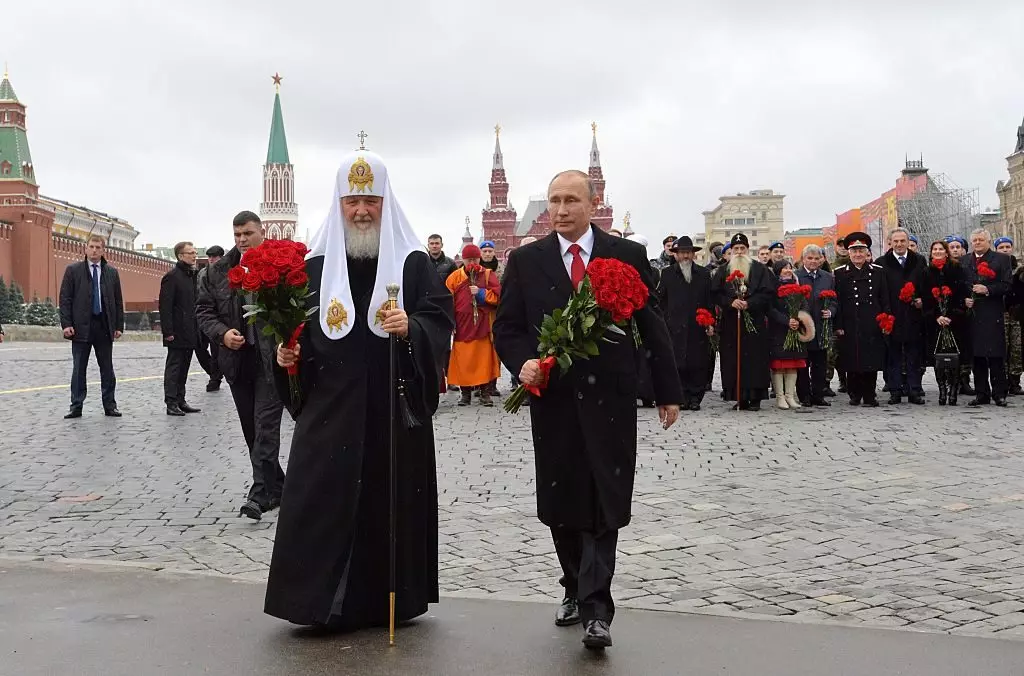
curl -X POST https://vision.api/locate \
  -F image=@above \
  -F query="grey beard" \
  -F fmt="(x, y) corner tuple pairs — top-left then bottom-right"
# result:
(344, 221), (381, 259)
(678, 260), (693, 282)
(729, 254), (751, 279)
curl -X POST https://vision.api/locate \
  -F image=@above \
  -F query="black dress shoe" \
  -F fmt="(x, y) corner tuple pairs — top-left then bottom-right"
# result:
(689, 401), (701, 411)
(104, 408), (122, 417)
(960, 384), (976, 396)
(908, 394), (925, 405)
(582, 619), (612, 650)
(747, 401), (761, 411)
(862, 399), (880, 407)
(178, 403), (201, 413)
(205, 381), (221, 392)
(64, 409), (82, 419)
(166, 404), (186, 416)
(888, 394), (902, 405)
(555, 597), (581, 626)
(824, 387), (837, 397)
(239, 499), (262, 521)
(995, 398), (1008, 407)
(811, 398), (831, 407)
(968, 397), (990, 407)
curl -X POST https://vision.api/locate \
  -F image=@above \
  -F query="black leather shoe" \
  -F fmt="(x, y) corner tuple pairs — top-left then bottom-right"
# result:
(166, 404), (186, 416)
(239, 499), (262, 521)
(104, 408), (122, 417)
(995, 398), (1008, 407)
(824, 387), (837, 397)
(582, 619), (612, 650)
(960, 384), (976, 396)
(178, 403), (201, 413)
(555, 597), (581, 626)
(888, 394), (902, 405)
(64, 409), (82, 419)
(811, 398), (831, 407)
(968, 397), (990, 407)
(908, 394), (925, 405)
(862, 399), (880, 407)
(206, 380), (221, 392)
(689, 401), (701, 411)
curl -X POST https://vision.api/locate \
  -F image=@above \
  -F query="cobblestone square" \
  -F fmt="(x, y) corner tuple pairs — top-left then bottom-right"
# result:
(3, 341), (1024, 638)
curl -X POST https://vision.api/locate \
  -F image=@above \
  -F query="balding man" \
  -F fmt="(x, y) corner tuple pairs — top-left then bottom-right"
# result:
(494, 169), (681, 650)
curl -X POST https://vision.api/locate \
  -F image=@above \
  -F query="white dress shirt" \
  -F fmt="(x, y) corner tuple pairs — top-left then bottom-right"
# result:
(557, 227), (595, 279)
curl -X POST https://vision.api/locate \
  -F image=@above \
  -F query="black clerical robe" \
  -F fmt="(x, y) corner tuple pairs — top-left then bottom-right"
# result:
(264, 251), (454, 628)
(710, 260), (774, 401)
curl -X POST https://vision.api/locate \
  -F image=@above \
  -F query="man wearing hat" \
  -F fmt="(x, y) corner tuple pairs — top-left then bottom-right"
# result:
(995, 237), (1024, 394)
(659, 236), (714, 410)
(653, 235), (677, 271)
(477, 239), (504, 397)
(446, 243), (502, 406)
(711, 233), (774, 410)
(768, 241), (786, 267)
(833, 232), (890, 406)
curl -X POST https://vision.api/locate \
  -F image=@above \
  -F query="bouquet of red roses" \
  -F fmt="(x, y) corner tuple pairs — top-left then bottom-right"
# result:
(818, 289), (838, 351)
(931, 285), (957, 352)
(725, 270), (757, 334)
(503, 257), (648, 414)
(969, 261), (997, 314)
(695, 307), (719, 354)
(898, 282), (917, 305)
(777, 283), (811, 350)
(876, 312), (895, 335)
(228, 239), (316, 407)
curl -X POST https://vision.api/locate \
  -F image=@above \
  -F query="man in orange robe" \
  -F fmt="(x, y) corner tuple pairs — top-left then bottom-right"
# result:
(446, 244), (501, 406)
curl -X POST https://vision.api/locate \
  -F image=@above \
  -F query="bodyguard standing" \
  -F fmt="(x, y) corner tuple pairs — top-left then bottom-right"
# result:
(197, 211), (285, 520)
(159, 241), (202, 416)
(658, 236), (713, 410)
(196, 245), (225, 392)
(494, 170), (681, 651)
(59, 234), (124, 418)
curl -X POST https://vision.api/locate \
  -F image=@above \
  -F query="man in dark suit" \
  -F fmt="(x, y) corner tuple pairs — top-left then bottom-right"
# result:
(59, 234), (124, 418)
(963, 228), (1013, 406)
(196, 245), (225, 392)
(877, 228), (928, 404)
(658, 236), (713, 410)
(794, 244), (835, 406)
(159, 241), (202, 416)
(493, 170), (681, 651)
(197, 212), (285, 520)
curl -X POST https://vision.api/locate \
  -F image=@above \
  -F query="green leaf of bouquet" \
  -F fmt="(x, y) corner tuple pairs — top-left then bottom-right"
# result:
(583, 340), (600, 356)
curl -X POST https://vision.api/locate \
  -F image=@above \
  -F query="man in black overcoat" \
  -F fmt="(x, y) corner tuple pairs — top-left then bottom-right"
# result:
(159, 241), (202, 416)
(963, 229), (1013, 406)
(658, 236), (713, 410)
(794, 244), (834, 406)
(833, 232), (890, 407)
(493, 170), (681, 651)
(877, 228), (928, 404)
(58, 235), (124, 418)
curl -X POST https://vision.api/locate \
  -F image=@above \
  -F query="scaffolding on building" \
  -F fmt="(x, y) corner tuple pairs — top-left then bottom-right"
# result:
(896, 167), (981, 245)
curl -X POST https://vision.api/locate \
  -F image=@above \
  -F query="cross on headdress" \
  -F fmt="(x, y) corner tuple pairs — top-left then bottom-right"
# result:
(357, 130), (368, 150)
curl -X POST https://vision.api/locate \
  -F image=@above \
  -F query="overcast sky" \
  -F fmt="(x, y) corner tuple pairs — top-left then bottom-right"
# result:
(5, 1), (1024, 258)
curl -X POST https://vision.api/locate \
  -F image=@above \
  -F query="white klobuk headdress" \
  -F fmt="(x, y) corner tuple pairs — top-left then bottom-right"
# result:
(306, 150), (422, 340)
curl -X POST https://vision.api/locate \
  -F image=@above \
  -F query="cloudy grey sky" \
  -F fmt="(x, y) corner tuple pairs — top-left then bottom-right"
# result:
(5, 1), (1024, 257)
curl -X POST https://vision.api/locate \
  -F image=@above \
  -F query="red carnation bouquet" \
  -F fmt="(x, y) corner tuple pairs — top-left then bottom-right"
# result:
(228, 239), (316, 407)
(898, 282), (917, 304)
(777, 283), (811, 350)
(504, 257), (648, 414)
(818, 289), (838, 351)
(725, 270), (757, 334)
(464, 263), (485, 325)
(932, 285), (957, 352)
(695, 307), (719, 354)
(969, 261), (997, 314)
(876, 312), (895, 335)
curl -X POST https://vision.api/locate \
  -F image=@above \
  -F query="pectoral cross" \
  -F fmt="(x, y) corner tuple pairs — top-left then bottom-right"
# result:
(357, 130), (368, 150)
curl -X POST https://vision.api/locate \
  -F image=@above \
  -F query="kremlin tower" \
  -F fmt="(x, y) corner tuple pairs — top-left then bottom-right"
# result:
(588, 122), (614, 232)
(480, 124), (516, 252)
(259, 73), (298, 240)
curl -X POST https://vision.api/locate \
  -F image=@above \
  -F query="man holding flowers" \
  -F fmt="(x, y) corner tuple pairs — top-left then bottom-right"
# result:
(877, 227), (928, 405)
(493, 169), (680, 651)
(962, 228), (1013, 406)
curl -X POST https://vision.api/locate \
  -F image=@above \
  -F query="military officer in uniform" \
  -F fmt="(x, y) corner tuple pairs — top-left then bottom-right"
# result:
(833, 232), (890, 406)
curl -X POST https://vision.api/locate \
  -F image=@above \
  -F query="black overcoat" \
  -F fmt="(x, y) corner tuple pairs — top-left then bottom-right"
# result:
(921, 261), (968, 363)
(493, 227), (681, 531)
(877, 249), (928, 345)
(658, 262), (713, 373)
(264, 252), (454, 626)
(962, 250), (1012, 359)
(58, 257), (125, 342)
(833, 262), (889, 372)
(159, 261), (200, 349)
(710, 260), (775, 396)
(794, 266), (835, 352)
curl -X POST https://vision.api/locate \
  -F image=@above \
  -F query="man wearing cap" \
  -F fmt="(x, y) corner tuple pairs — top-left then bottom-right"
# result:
(963, 228), (1012, 406)
(877, 227), (927, 405)
(833, 232), (889, 406)
(494, 169), (680, 650)
(265, 149), (455, 631)
(659, 236), (713, 410)
(477, 239), (504, 397)
(711, 233), (774, 410)
(446, 243), (502, 406)
(995, 237), (1024, 394)
(653, 235), (677, 271)
(768, 241), (786, 266)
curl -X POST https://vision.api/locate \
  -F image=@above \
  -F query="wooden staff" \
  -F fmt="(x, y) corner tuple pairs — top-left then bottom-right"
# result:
(385, 282), (400, 646)
(734, 307), (741, 410)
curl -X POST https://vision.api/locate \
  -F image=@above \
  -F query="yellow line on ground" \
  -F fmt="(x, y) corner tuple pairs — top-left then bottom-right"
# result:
(0, 371), (205, 396)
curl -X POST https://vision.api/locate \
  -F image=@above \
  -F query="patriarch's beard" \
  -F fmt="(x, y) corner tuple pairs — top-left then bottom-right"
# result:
(345, 220), (381, 259)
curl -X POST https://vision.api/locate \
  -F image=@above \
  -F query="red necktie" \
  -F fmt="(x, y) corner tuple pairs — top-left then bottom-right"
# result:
(568, 243), (586, 289)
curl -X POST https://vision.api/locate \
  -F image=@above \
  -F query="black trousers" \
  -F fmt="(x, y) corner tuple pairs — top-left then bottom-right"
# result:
(551, 526), (618, 623)
(886, 341), (923, 395)
(797, 349), (828, 401)
(973, 356), (1007, 400)
(70, 314), (116, 411)
(847, 371), (878, 402)
(678, 364), (706, 406)
(163, 347), (193, 405)
(196, 333), (221, 383)
(228, 348), (285, 507)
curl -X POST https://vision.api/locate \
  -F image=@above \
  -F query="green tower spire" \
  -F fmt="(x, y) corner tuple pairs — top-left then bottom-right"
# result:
(266, 73), (290, 165)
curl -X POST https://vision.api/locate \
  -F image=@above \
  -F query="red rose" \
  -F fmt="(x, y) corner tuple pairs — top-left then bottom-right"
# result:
(898, 282), (916, 304)
(292, 242), (309, 257)
(977, 262), (996, 280)
(931, 287), (941, 300)
(800, 284), (813, 298)
(285, 269), (309, 287)
(241, 271), (263, 292)
(942, 285), (952, 297)
(241, 249), (264, 268)
(260, 266), (280, 284)
(227, 266), (246, 288)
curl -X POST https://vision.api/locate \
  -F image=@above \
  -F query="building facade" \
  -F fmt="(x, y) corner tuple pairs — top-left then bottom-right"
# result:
(996, 117), (1024, 246)
(0, 69), (170, 311)
(702, 189), (785, 253)
(259, 74), (297, 240)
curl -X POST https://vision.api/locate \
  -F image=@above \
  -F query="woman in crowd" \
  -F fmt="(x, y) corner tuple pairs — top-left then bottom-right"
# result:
(923, 240), (968, 405)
